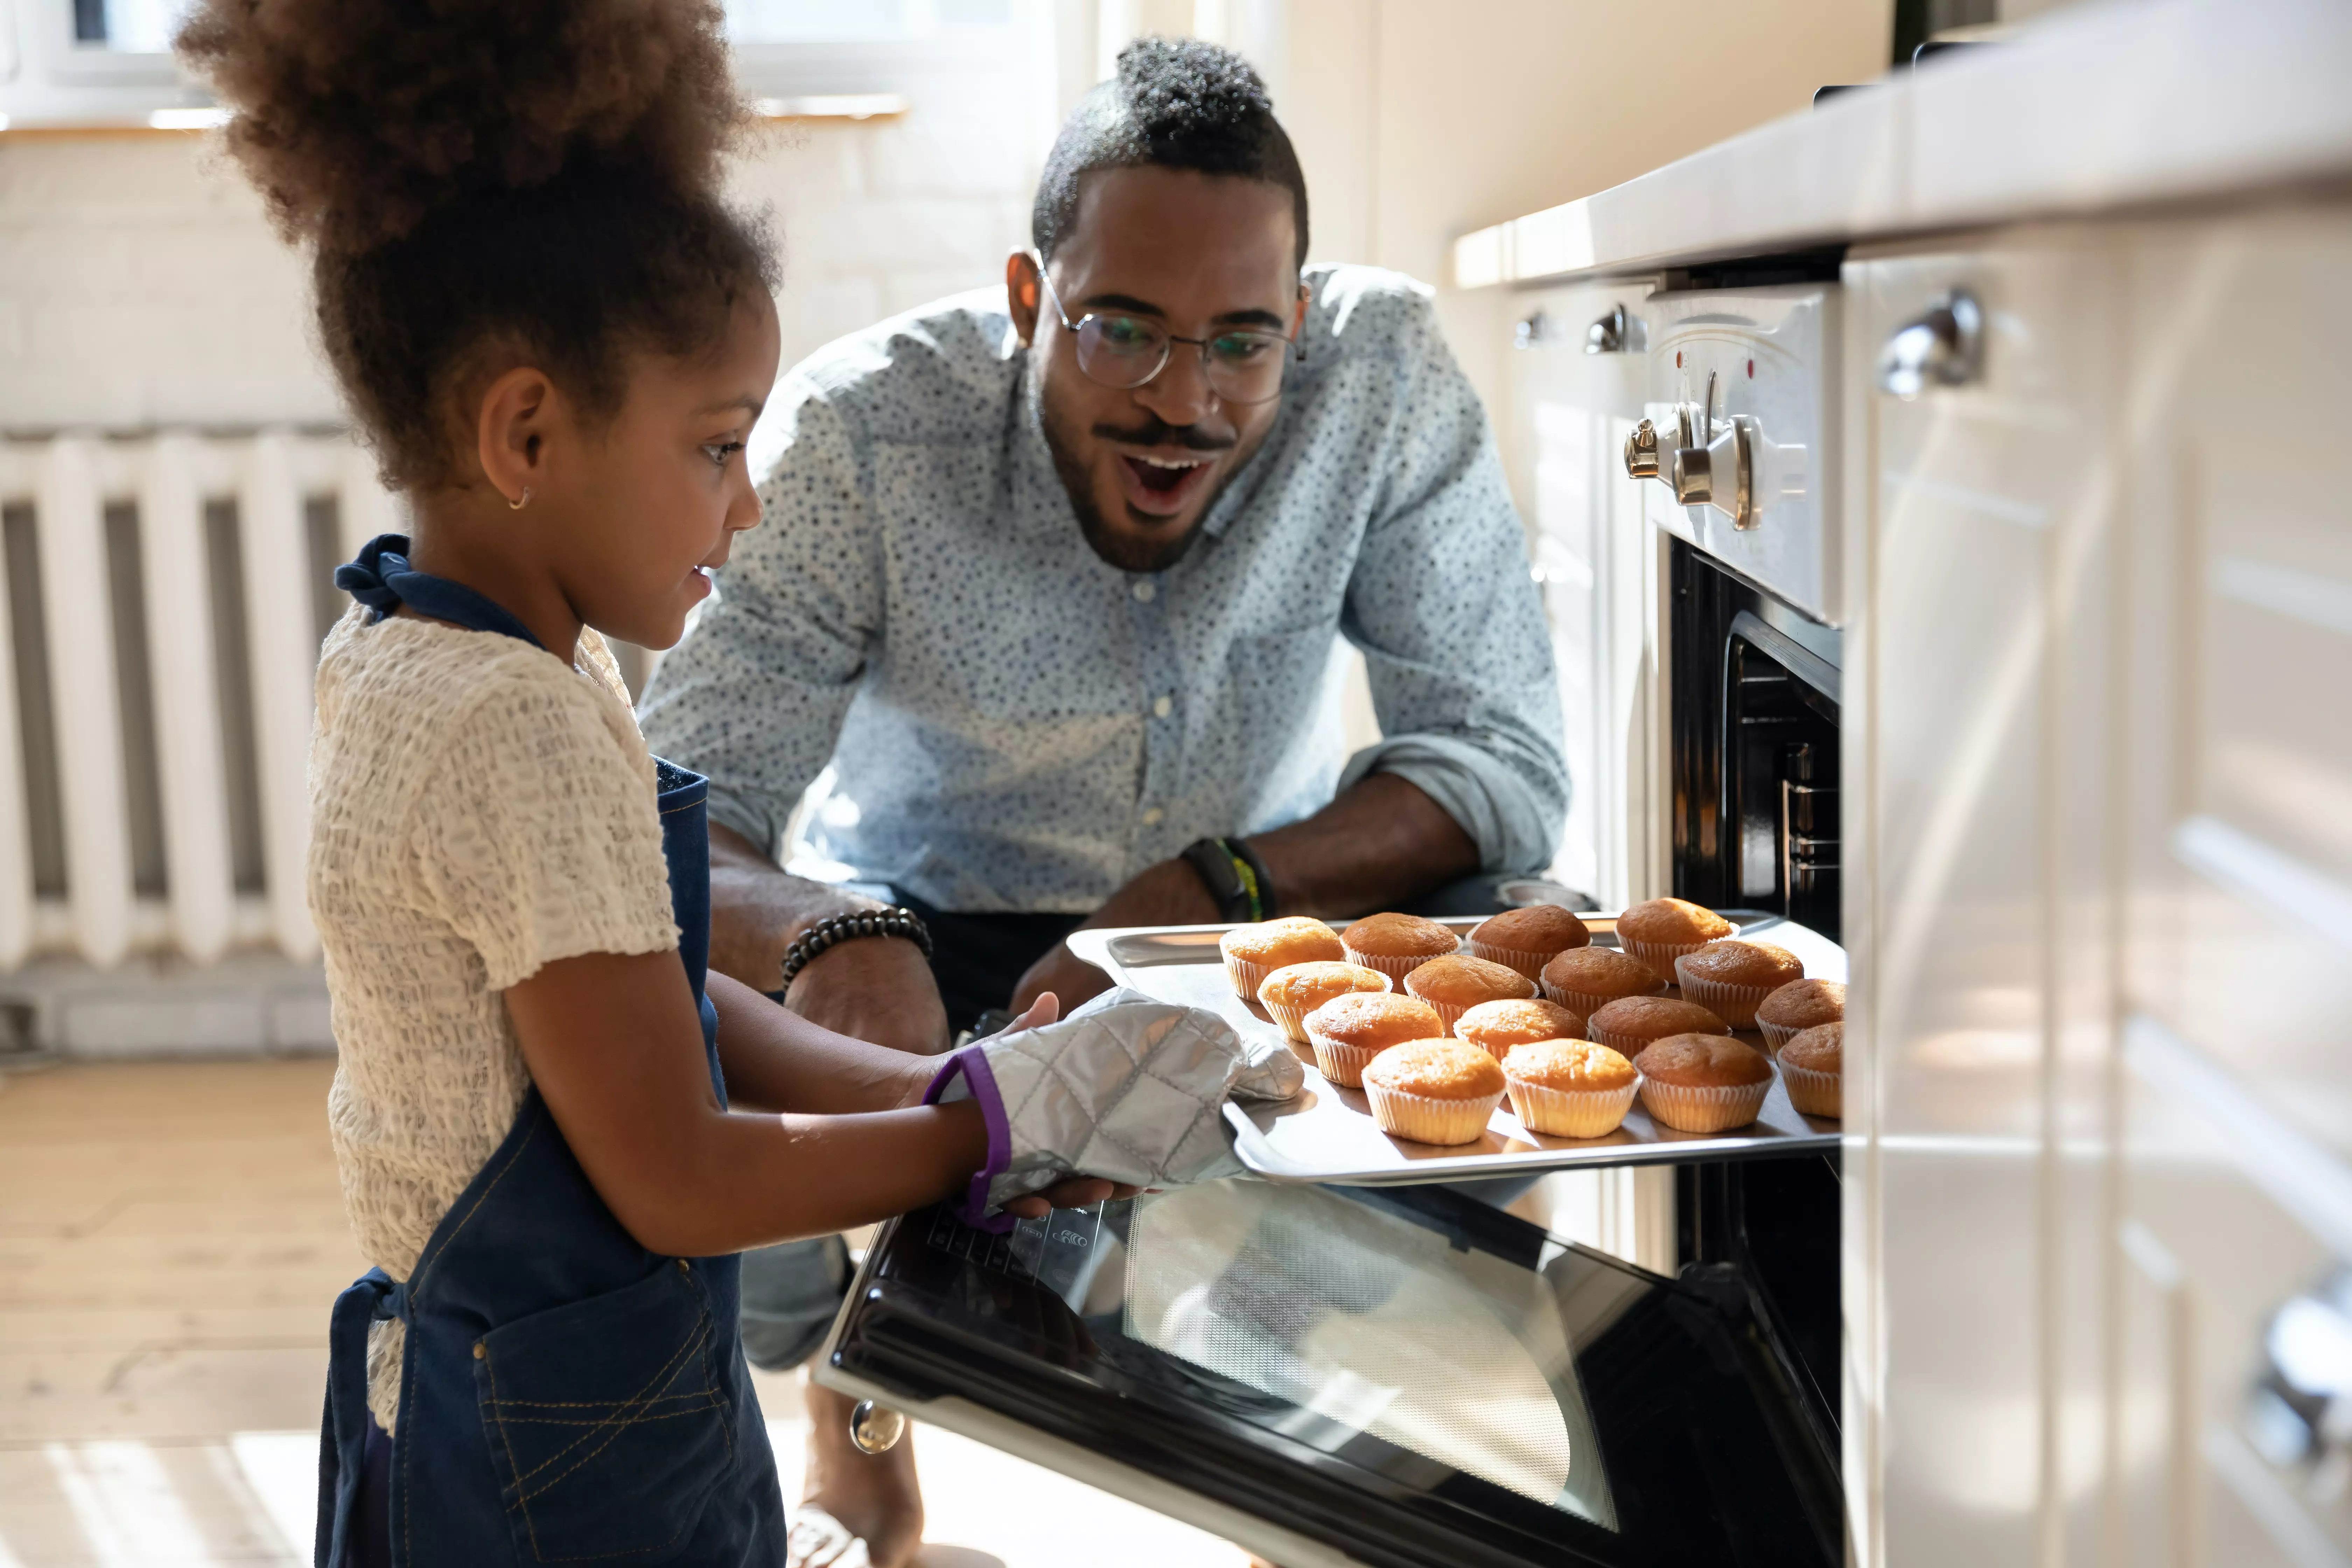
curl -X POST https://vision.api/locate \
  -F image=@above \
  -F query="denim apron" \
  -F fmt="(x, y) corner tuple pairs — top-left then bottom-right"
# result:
(315, 536), (784, 1566)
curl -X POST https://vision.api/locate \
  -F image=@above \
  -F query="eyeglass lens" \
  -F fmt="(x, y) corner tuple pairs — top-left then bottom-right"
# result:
(1074, 316), (1290, 403)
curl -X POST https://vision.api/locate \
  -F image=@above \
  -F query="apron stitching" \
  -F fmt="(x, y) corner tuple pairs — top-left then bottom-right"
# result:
(513, 1333), (712, 1505)
(407, 1116), (540, 1300)
(499, 1316), (712, 1490)
(480, 1353), (548, 1563)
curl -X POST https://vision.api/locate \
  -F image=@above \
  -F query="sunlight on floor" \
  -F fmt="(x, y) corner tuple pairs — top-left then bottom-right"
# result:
(0, 1060), (1249, 1568)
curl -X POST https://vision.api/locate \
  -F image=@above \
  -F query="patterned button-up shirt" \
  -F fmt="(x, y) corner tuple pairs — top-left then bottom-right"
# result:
(637, 265), (1567, 914)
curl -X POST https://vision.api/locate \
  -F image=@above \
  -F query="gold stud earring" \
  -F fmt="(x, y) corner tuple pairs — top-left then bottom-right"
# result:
(509, 487), (531, 511)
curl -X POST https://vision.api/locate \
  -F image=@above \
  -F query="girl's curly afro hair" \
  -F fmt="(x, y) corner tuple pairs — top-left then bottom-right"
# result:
(178, 0), (779, 491)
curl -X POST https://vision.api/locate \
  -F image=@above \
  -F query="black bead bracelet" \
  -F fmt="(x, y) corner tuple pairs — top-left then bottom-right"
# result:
(777, 906), (934, 992)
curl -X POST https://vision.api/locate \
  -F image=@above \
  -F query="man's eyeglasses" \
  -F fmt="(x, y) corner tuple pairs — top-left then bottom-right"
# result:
(1037, 270), (1300, 405)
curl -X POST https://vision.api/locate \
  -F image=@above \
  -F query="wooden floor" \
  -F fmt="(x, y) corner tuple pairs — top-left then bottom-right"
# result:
(0, 1059), (1246, 1567)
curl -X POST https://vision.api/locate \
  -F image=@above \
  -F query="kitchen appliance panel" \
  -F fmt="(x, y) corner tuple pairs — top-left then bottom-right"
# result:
(1640, 286), (1839, 625)
(1850, 238), (2124, 1568)
(1508, 281), (1667, 912)
(817, 1182), (1843, 1568)
(1067, 914), (1842, 1185)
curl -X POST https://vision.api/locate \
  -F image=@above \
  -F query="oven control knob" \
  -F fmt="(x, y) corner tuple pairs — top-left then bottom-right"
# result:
(1624, 419), (1662, 480)
(1678, 417), (1779, 530)
(1671, 440), (1713, 506)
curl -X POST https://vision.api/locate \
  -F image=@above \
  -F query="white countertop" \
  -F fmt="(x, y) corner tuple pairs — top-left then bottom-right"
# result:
(1453, 0), (2352, 288)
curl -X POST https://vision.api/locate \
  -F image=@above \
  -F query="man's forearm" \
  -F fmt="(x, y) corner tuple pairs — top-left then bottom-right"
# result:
(708, 822), (889, 991)
(1249, 771), (1477, 918)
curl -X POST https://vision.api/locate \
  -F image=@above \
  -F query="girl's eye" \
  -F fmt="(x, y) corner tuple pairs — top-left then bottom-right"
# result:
(702, 440), (746, 470)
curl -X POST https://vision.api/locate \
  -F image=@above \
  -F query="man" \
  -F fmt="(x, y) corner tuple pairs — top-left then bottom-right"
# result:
(638, 35), (1565, 1568)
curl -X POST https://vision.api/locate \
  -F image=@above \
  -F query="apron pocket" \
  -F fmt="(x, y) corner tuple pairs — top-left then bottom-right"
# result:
(476, 1260), (735, 1562)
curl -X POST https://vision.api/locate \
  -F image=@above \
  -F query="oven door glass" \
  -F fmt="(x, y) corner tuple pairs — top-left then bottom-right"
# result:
(823, 1180), (1840, 1568)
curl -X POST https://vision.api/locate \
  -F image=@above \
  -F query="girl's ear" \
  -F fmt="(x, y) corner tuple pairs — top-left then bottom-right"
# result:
(476, 365), (556, 507)
(1006, 251), (1043, 348)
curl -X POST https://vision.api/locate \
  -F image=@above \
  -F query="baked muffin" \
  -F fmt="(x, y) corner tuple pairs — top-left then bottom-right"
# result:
(1500, 1039), (1639, 1139)
(1778, 1021), (1842, 1119)
(1455, 998), (1589, 1062)
(1585, 995), (1731, 1056)
(1302, 992), (1447, 1088)
(1757, 978), (1846, 1055)
(1614, 897), (1736, 984)
(1402, 953), (1536, 1031)
(1466, 904), (1591, 980)
(1257, 961), (1391, 1046)
(1672, 940), (1804, 1029)
(1633, 1034), (1774, 1133)
(1362, 1039), (1507, 1146)
(1540, 946), (1666, 1016)
(1339, 911), (1460, 983)
(1220, 916), (1344, 999)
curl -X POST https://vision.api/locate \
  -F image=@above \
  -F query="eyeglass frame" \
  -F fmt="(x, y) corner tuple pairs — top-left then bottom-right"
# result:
(1035, 266), (1306, 405)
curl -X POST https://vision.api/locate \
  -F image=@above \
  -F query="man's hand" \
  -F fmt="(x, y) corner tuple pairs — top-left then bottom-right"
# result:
(785, 936), (951, 1061)
(1010, 858), (1219, 1015)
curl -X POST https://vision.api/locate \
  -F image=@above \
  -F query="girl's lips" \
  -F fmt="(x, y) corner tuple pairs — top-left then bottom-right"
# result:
(1114, 451), (1216, 517)
(687, 566), (713, 598)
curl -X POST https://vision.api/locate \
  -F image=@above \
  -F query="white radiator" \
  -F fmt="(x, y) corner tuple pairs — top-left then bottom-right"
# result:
(0, 429), (399, 972)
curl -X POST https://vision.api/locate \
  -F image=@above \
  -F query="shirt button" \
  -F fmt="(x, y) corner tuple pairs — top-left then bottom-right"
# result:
(1152, 695), (1173, 719)
(1141, 806), (1165, 826)
(1132, 581), (1157, 603)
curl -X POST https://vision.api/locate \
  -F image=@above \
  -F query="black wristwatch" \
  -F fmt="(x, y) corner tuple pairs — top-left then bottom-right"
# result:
(1180, 837), (1276, 923)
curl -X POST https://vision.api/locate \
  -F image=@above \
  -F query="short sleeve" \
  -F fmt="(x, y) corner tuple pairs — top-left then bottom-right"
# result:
(408, 667), (679, 992)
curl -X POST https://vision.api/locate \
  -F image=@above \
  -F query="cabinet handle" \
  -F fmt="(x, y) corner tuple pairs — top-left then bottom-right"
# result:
(1585, 303), (1639, 355)
(1877, 288), (1983, 397)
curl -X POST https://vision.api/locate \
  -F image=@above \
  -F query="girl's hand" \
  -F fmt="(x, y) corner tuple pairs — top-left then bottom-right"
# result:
(990, 991), (1139, 1218)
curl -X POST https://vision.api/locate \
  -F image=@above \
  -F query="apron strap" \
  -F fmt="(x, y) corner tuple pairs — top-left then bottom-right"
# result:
(335, 534), (544, 649)
(320, 1267), (406, 1568)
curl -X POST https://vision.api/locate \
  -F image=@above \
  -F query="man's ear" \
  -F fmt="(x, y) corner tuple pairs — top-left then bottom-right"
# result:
(1007, 251), (1043, 348)
(475, 365), (554, 508)
(1292, 281), (1310, 338)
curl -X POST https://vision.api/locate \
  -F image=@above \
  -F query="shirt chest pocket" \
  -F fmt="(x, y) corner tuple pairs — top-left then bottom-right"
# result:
(475, 1260), (735, 1562)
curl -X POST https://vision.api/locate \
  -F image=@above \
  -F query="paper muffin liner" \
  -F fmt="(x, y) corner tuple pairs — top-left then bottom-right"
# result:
(1780, 1061), (1842, 1119)
(1364, 1082), (1504, 1146)
(1309, 1035), (1393, 1088)
(1466, 939), (1560, 981)
(1504, 1076), (1639, 1140)
(1638, 1076), (1772, 1134)
(1261, 999), (1317, 1048)
(1619, 936), (1712, 986)
(1758, 1016), (1830, 1055)
(1586, 1018), (1723, 1057)
(1223, 953), (1275, 1000)
(1540, 977), (1665, 1017)
(1342, 943), (1454, 985)
(1671, 967), (1780, 1030)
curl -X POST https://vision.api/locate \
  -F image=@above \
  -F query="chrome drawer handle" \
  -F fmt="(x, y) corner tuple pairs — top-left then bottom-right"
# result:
(1877, 288), (1982, 397)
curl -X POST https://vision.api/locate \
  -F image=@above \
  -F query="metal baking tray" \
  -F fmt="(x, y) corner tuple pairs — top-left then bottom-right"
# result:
(1064, 912), (1842, 1186)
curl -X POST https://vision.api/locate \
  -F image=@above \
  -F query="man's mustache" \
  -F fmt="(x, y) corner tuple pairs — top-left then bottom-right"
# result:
(1091, 417), (1236, 453)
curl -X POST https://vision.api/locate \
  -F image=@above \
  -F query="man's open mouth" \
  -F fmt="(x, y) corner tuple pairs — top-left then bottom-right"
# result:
(1115, 451), (1216, 516)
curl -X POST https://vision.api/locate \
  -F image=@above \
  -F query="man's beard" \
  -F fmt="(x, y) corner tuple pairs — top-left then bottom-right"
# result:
(1043, 407), (1246, 574)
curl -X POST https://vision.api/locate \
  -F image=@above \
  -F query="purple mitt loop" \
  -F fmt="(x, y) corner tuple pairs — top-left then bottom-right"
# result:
(923, 1044), (1014, 1233)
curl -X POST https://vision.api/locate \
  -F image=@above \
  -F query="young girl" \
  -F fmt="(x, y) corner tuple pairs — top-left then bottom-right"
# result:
(176, 3), (1287, 1563)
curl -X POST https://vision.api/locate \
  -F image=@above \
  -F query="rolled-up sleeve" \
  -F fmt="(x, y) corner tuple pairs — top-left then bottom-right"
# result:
(636, 387), (880, 857)
(1335, 301), (1569, 875)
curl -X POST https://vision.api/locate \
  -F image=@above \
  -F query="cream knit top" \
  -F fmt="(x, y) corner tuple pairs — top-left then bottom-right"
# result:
(308, 607), (680, 1432)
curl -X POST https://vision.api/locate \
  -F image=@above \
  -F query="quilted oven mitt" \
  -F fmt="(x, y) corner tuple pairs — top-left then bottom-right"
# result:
(924, 986), (1305, 1231)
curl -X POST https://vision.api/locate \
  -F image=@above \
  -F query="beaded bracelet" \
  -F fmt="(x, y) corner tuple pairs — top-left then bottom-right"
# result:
(777, 906), (934, 992)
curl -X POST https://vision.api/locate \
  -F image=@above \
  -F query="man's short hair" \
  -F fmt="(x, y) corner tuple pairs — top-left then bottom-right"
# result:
(1032, 36), (1309, 270)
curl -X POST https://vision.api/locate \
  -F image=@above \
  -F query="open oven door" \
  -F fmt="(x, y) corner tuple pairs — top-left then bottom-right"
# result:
(814, 1178), (1841, 1568)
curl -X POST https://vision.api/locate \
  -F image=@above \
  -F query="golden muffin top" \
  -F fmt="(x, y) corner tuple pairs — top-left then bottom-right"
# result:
(1404, 954), (1537, 1007)
(1501, 1038), (1637, 1092)
(1541, 946), (1665, 999)
(1757, 978), (1846, 1030)
(1304, 992), (1447, 1050)
(1614, 897), (1735, 946)
(1362, 1039), (1507, 1099)
(1469, 904), (1591, 954)
(1340, 911), (1460, 958)
(1455, 998), (1588, 1052)
(1633, 1034), (1773, 1088)
(1258, 961), (1391, 1010)
(1677, 939), (1804, 988)
(1221, 916), (1344, 967)
(1779, 1021), (1843, 1073)
(1589, 994), (1732, 1043)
